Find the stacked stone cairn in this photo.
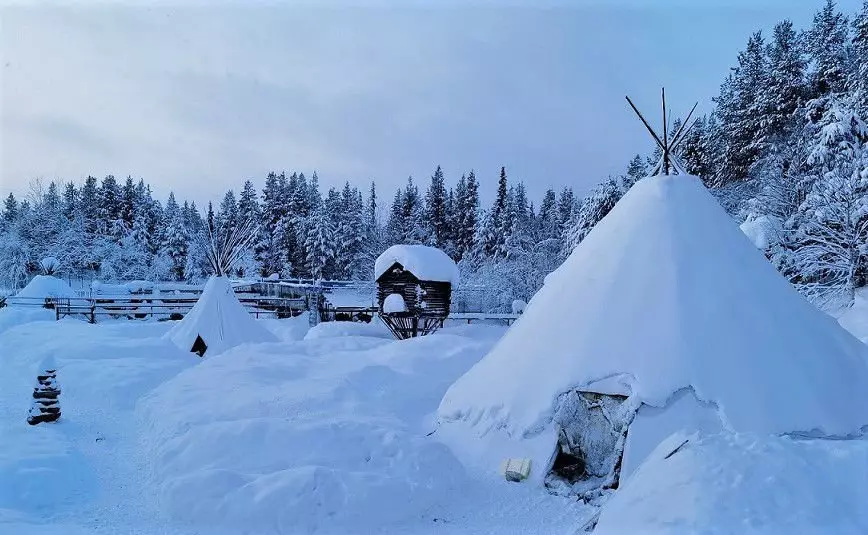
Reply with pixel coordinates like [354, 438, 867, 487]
[28, 363, 61, 425]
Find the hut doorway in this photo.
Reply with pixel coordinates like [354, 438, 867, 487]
[545, 391, 633, 498]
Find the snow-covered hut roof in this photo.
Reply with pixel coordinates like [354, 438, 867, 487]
[15, 275, 74, 299]
[374, 245, 458, 284]
[438, 174, 868, 459]
[166, 276, 277, 356]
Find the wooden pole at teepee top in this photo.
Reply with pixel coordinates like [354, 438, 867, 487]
[626, 88, 698, 176]
[661, 88, 669, 175]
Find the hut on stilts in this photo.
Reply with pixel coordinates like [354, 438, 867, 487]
[375, 245, 458, 340]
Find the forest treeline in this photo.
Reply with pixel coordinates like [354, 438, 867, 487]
[2, 0, 868, 311]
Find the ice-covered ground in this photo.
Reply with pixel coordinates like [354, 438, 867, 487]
[0, 309, 590, 534]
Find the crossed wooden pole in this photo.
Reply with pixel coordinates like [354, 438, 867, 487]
[626, 88, 698, 176]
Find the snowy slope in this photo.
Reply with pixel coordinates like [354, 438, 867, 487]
[0, 308, 592, 534]
[594, 432, 868, 534]
[439, 174, 868, 448]
[137, 323, 590, 533]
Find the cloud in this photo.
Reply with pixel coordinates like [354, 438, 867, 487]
[2, 1, 863, 206]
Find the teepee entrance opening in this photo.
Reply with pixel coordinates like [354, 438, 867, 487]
[191, 335, 208, 357]
[546, 391, 632, 496]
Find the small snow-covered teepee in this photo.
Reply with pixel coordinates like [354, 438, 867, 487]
[166, 220, 276, 357]
[16, 257, 74, 303]
[436, 90, 868, 496]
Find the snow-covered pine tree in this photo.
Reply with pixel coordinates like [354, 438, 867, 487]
[120, 176, 136, 229]
[563, 178, 623, 255]
[452, 171, 480, 261]
[3, 193, 18, 224]
[788, 93, 868, 307]
[161, 193, 189, 281]
[852, 1, 868, 116]
[806, 0, 851, 97]
[536, 188, 559, 241]
[98, 175, 122, 238]
[425, 165, 449, 249]
[556, 186, 575, 237]
[481, 167, 509, 258]
[62, 182, 78, 222]
[257, 171, 287, 277]
[715, 32, 768, 185]
[621, 154, 646, 190]
[760, 20, 806, 145]
[385, 188, 405, 246]
[304, 198, 336, 281]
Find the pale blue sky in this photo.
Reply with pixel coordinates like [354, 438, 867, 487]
[1, 1, 864, 207]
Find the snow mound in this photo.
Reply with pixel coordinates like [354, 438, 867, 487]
[383, 292, 407, 313]
[15, 275, 74, 299]
[165, 276, 277, 356]
[136, 330, 499, 532]
[439, 174, 868, 454]
[594, 432, 868, 534]
[740, 214, 782, 250]
[0, 307, 57, 334]
[304, 318, 391, 340]
[375, 244, 458, 283]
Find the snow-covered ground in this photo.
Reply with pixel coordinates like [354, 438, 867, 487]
[0, 309, 591, 534]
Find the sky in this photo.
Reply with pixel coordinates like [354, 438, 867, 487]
[1, 0, 865, 208]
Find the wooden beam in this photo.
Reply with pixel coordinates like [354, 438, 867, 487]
[670, 117, 698, 152]
[625, 96, 666, 151]
[662, 88, 670, 175]
[669, 101, 698, 148]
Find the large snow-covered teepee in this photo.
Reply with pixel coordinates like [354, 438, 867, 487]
[436, 91, 868, 495]
[166, 220, 276, 357]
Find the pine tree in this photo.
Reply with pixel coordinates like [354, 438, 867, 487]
[385, 188, 404, 246]
[304, 201, 336, 280]
[3, 193, 18, 223]
[481, 167, 509, 258]
[120, 176, 136, 229]
[453, 171, 479, 261]
[98, 175, 122, 237]
[564, 178, 623, 254]
[62, 182, 78, 222]
[80, 176, 100, 235]
[715, 31, 768, 184]
[425, 165, 449, 248]
[677, 117, 710, 178]
[238, 180, 260, 222]
[761, 21, 806, 144]
[852, 1, 868, 115]
[161, 193, 189, 281]
[622, 154, 646, 190]
[806, 0, 850, 96]
[537, 188, 559, 241]
[556, 186, 575, 236]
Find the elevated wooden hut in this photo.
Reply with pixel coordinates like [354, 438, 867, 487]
[375, 245, 458, 339]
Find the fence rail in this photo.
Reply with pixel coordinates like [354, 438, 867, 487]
[53, 296, 305, 323]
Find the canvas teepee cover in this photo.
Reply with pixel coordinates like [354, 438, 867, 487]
[166, 276, 276, 357]
[437, 173, 868, 484]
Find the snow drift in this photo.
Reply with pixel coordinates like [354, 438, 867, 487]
[438, 173, 868, 481]
[594, 432, 868, 534]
